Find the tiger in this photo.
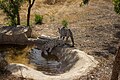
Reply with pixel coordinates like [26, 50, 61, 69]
[58, 27, 74, 47]
[36, 37, 65, 55]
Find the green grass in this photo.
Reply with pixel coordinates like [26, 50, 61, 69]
[35, 14, 43, 25]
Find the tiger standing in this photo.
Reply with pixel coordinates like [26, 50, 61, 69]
[58, 27, 74, 47]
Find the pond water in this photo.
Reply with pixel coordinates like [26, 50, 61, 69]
[0, 45, 79, 75]
[29, 48, 62, 75]
[0, 44, 33, 67]
[29, 47, 79, 75]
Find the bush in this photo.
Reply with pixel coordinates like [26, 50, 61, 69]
[62, 20, 68, 27]
[83, 0, 89, 5]
[113, 0, 120, 14]
[35, 14, 43, 25]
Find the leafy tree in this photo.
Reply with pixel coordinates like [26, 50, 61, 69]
[27, 0, 36, 26]
[0, 0, 24, 26]
[113, 0, 120, 14]
[11, 0, 25, 25]
[0, 0, 36, 26]
[0, 0, 17, 26]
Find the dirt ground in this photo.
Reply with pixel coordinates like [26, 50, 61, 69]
[31, 0, 120, 80]
[0, 0, 120, 80]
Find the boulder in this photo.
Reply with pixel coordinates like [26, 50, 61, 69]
[0, 25, 32, 45]
[0, 53, 8, 72]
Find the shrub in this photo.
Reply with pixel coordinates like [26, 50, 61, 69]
[83, 0, 89, 5]
[113, 0, 120, 14]
[62, 20, 68, 27]
[35, 14, 43, 25]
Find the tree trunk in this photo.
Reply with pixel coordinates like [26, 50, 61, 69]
[111, 46, 120, 80]
[17, 12, 20, 25]
[27, 6, 31, 26]
[27, 0, 35, 26]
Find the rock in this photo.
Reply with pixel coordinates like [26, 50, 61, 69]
[0, 60, 8, 71]
[0, 53, 8, 72]
[108, 46, 117, 54]
[25, 27, 32, 38]
[7, 49, 98, 80]
[0, 25, 32, 45]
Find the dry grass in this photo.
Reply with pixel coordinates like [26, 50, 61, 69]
[0, 0, 115, 26]
[0, 0, 83, 25]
